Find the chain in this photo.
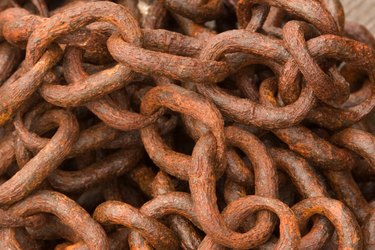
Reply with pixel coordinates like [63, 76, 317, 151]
[0, 0, 374, 249]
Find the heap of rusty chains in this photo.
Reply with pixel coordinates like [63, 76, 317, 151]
[0, 0, 374, 249]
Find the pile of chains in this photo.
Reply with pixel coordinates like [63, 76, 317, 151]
[0, 0, 374, 249]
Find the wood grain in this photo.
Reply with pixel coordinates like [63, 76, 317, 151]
[341, 0, 375, 34]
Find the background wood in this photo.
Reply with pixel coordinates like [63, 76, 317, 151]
[341, 0, 375, 34]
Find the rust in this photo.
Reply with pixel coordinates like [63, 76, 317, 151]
[0, 0, 373, 249]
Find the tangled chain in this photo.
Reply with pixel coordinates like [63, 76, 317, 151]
[0, 0, 374, 249]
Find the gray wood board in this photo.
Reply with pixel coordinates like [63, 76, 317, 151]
[341, 0, 375, 34]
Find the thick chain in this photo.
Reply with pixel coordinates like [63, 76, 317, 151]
[0, 0, 374, 249]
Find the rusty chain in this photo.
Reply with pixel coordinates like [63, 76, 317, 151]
[0, 0, 374, 249]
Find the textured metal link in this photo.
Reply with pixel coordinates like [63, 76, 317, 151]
[0, 0, 373, 249]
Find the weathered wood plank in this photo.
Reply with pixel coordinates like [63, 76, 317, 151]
[341, 0, 375, 34]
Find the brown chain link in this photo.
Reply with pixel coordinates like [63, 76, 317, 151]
[0, 0, 374, 249]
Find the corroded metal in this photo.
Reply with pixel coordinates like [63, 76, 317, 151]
[0, 0, 373, 249]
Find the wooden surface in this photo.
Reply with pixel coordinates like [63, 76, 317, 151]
[341, 0, 375, 34]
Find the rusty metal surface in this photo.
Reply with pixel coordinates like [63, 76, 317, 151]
[0, 0, 373, 249]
